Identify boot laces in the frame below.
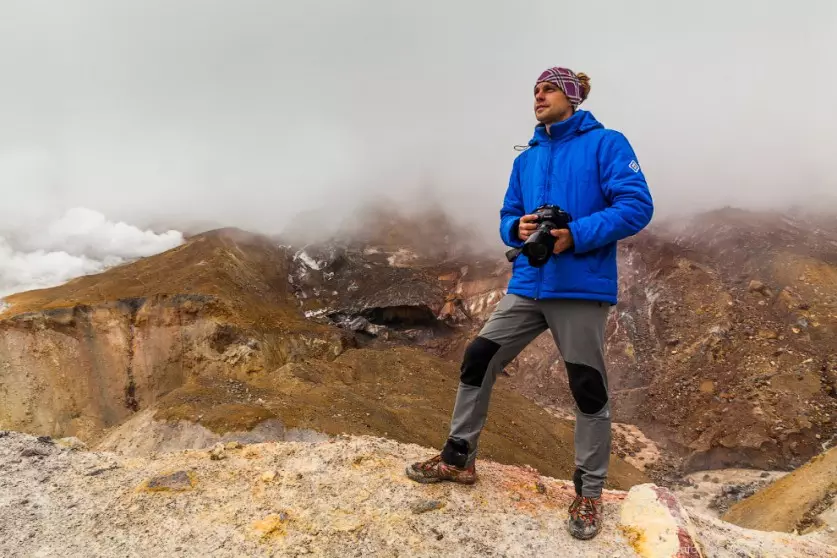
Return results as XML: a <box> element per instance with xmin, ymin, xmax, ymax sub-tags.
<box><xmin>577</xmin><ymin>497</ymin><xmax>600</xmax><ymax>525</ymax></box>
<box><xmin>419</xmin><ymin>455</ymin><xmax>442</xmax><ymax>471</ymax></box>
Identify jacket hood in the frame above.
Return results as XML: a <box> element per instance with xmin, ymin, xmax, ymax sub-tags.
<box><xmin>528</xmin><ymin>110</ymin><xmax>603</xmax><ymax>147</ymax></box>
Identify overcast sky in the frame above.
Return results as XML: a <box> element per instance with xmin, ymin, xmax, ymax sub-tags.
<box><xmin>1</xmin><ymin>0</ymin><xmax>836</xmax><ymax>241</ymax></box>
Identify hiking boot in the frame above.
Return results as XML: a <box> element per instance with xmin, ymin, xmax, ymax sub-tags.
<box><xmin>405</xmin><ymin>437</ymin><xmax>476</xmax><ymax>484</ymax></box>
<box><xmin>568</xmin><ymin>495</ymin><xmax>603</xmax><ymax>540</ymax></box>
<box><xmin>405</xmin><ymin>454</ymin><xmax>477</xmax><ymax>484</ymax></box>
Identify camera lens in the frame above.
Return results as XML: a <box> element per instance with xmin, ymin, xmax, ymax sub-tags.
<box><xmin>527</xmin><ymin>243</ymin><xmax>549</xmax><ymax>260</ymax></box>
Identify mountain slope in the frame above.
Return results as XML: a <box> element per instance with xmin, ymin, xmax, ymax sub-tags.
<box><xmin>0</xmin><ymin>228</ymin><xmax>644</xmax><ymax>487</ymax></box>
<box><xmin>723</xmin><ymin>446</ymin><xmax>837</xmax><ymax>544</ymax></box>
<box><xmin>1</xmin><ymin>227</ymin><xmax>314</xmax><ymax>329</ymax></box>
<box><xmin>0</xmin><ymin>228</ymin><xmax>345</xmax><ymax>442</ymax></box>
<box><xmin>290</xmin><ymin>208</ymin><xmax>837</xmax><ymax>472</ymax></box>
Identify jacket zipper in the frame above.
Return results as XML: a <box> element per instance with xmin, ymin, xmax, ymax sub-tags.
<box><xmin>536</xmin><ymin>138</ymin><xmax>554</xmax><ymax>300</ymax></box>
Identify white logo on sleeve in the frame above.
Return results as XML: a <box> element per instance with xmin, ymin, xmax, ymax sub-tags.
<box><xmin>629</xmin><ymin>160</ymin><xmax>640</xmax><ymax>173</ymax></box>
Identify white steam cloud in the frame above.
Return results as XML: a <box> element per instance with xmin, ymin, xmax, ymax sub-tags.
<box><xmin>0</xmin><ymin>208</ymin><xmax>183</xmax><ymax>299</ymax></box>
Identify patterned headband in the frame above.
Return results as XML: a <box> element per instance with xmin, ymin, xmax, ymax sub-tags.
<box><xmin>536</xmin><ymin>67</ymin><xmax>584</xmax><ymax>108</ymax></box>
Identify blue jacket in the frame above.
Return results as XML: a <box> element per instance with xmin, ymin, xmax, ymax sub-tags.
<box><xmin>500</xmin><ymin>110</ymin><xmax>653</xmax><ymax>304</ymax></box>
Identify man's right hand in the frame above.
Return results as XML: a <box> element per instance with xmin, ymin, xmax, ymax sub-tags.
<box><xmin>517</xmin><ymin>214</ymin><xmax>539</xmax><ymax>241</ymax></box>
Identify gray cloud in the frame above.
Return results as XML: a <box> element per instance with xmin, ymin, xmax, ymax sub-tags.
<box><xmin>1</xmin><ymin>0</ymin><xmax>836</xmax><ymax>245</ymax></box>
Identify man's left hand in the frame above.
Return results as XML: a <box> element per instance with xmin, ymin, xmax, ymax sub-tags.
<box><xmin>550</xmin><ymin>228</ymin><xmax>574</xmax><ymax>254</ymax></box>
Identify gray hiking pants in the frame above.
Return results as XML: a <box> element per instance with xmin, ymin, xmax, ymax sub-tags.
<box><xmin>448</xmin><ymin>294</ymin><xmax>611</xmax><ymax>497</ymax></box>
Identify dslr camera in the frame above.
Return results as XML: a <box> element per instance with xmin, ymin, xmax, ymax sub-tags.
<box><xmin>506</xmin><ymin>204</ymin><xmax>572</xmax><ymax>267</ymax></box>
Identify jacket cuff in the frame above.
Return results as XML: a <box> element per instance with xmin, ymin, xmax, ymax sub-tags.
<box><xmin>510</xmin><ymin>218</ymin><xmax>521</xmax><ymax>242</ymax></box>
<box><xmin>500</xmin><ymin>216</ymin><xmax>523</xmax><ymax>248</ymax></box>
<box><xmin>568</xmin><ymin>221</ymin><xmax>588</xmax><ymax>254</ymax></box>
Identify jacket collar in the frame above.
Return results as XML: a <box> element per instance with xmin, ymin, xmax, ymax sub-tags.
<box><xmin>528</xmin><ymin>109</ymin><xmax>602</xmax><ymax>146</ymax></box>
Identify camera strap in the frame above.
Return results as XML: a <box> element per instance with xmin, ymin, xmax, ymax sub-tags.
<box><xmin>505</xmin><ymin>247</ymin><xmax>522</xmax><ymax>262</ymax></box>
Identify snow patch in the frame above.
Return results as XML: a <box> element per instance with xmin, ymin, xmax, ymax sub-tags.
<box><xmin>464</xmin><ymin>289</ymin><xmax>504</xmax><ymax>317</ymax></box>
<box><xmin>387</xmin><ymin>248</ymin><xmax>418</xmax><ymax>268</ymax></box>
<box><xmin>304</xmin><ymin>308</ymin><xmax>330</xmax><ymax>319</ymax></box>
<box><xmin>294</xmin><ymin>249</ymin><xmax>323</xmax><ymax>271</ymax></box>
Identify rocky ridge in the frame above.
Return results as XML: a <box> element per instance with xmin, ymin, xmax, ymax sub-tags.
<box><xmin>0</xmin><ymin>430</ymin><xmax>833</xmax><ymax>558</ymax></box>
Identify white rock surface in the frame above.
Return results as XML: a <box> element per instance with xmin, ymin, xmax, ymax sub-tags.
<box><xmin>0</xmin><ymin>431</ymin><xmax>833</xmax><ymax>558</ymax></box>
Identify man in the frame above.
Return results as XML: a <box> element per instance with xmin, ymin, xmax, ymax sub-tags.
<box><xmin>405</xmin><ymin>67</ymin><xmax>654</xmax><ymax>540</ymax></box>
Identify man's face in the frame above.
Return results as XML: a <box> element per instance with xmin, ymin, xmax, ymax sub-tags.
<box><xmin>534</xmin><ymin>81</ymin><xmax>572</xmax><ymax>124</ymax></box>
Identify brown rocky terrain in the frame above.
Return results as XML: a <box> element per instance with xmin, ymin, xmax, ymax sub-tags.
<box><xmin>0</xmin><ymin>227</ymin><xmax>643</xmax><ymax>488</ymax></box>
<box><xmin>614</xmin><ymin>209</ymin><xmax>837</xmax><ymax>472</ymax></box>
<box><xmin>290</xmin><ymin>207</ymin><xmax>837</xmax><ymax>474</ymax></box>
<box><xmin>3</xmin><ymin>207</ymin><xmax>836</xmax><ymax>480</ymax></box>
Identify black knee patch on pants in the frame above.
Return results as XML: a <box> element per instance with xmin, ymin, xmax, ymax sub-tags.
<box><xmin>566</xmin><ymin>362</ymin><xmax>608</xmax><ymax>415</ymax></box>
<box><xmin>459</xmin><ymin>336</ymin><xmax>501</xmax><ymax>387</ymax></box>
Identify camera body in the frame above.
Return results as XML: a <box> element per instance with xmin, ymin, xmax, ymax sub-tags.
<box><xmin>520</xmin><ymin>204</ymin><xmax>572</xmax><ymax>267</ymax></box>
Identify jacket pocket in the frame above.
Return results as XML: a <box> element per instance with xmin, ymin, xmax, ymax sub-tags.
<box><xmin>585</xmin><ymin>248</ymin><xmax>606</xmax><ymax>276</ymax></box>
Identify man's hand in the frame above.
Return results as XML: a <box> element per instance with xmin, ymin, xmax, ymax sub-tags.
<box><xmin>550</xmin><ymin>228</ymin><xmax>574</xmax><ymax>254</ymax></box>
<box><xmin>517</xmin><ymin>214</ymin><xmax>539</xmax><ymax>241</ymax></box>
